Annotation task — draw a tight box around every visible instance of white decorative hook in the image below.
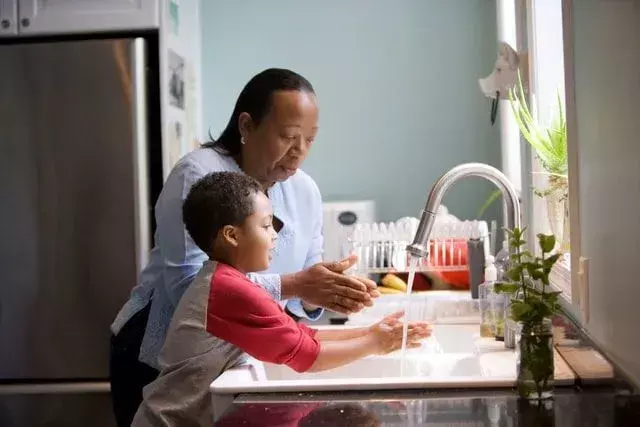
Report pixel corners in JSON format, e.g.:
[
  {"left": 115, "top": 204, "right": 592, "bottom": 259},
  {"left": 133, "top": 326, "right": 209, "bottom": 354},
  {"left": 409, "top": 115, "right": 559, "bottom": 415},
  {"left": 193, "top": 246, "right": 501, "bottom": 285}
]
[{"left": 478, "top": 42, "right": 520, "bottom": 125}]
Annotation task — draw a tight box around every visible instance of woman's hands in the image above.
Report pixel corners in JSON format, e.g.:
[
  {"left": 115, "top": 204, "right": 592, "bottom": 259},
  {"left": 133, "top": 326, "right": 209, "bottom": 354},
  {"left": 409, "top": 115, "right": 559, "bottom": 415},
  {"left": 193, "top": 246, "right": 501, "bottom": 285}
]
[
  {"left": 283, "top": 255, "right": 380, "bottom": 314},
  {"left": 368, "top": 310, "right": 432, "bottom": 355}
]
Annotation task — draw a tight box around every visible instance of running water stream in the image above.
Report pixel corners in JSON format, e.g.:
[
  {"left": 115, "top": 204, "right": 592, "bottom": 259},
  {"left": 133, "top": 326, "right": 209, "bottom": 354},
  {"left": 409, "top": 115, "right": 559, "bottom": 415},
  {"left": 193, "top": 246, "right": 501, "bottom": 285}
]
[{"left": 399, "top": 256, "right": 420, "bottom": 376}]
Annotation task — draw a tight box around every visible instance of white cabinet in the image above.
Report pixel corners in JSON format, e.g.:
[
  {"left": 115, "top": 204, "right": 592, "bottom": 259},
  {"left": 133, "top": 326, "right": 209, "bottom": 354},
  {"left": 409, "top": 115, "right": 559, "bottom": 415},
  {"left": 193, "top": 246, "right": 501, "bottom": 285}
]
[
  {"left": 0, "top": 0, "right": 18, "bottom": 36},
  {"left": 5, "top": 0, "right": 159, "bottom": 37}
]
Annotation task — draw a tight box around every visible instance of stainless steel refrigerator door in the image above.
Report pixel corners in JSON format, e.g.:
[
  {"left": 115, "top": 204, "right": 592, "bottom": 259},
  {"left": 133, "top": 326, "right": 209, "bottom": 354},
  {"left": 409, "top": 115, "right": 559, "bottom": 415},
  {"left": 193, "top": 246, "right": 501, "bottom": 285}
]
[
  {"left": 0, "top": 37, "right": 151, "bottom": 380},
  {"left": 0, "top": 383, "right": 115, "bottom": 427}
]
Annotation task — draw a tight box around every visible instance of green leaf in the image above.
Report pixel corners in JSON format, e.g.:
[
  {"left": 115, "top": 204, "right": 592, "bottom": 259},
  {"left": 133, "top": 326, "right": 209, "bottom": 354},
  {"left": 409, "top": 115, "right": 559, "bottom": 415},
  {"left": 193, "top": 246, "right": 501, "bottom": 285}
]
[
  {"left": 531, "top": 269, "right": 545, "bottom": 281},
  {"left": 512, "top": 228, "right": 522, "bottom": 239},
  {"left": 478, "top": 189, "right": 502, "bottom": 217},
  {"left": 542, "top": 291, "right": 562, "bottom": 304},
  {"left": 495, "top": 282, "right": 519, "bottom": 294},
  {"left": 543, "top": 253, "right": 562, "bottom": 269},
  {"left": 507, "top": 266, "right": 523, "bottom": 282},
  {"left": 537, "top": 234, "right": 556, "bottom": 253},
  {"left": 510, "top": 301, "right": 533, "bottom": 322},
  {"left": 508, "top": 71, "right": 568, "bottom": 176},
  {"left": 521, "top": 250, "right": 534, "bottom": 259}
]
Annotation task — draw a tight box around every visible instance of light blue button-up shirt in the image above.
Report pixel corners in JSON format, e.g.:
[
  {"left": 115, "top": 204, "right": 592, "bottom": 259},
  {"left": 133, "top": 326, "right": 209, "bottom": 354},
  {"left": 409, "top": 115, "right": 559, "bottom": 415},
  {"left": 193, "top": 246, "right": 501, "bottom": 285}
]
[{"left": 111, "top": 148, "right": 324, "bottom": 369}]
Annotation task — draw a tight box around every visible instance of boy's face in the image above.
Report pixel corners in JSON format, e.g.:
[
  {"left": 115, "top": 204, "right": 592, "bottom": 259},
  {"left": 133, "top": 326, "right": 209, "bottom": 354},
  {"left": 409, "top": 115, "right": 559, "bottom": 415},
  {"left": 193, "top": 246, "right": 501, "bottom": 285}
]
[{"left": 235, "top": 191, "right": 277, "bottom": 272}]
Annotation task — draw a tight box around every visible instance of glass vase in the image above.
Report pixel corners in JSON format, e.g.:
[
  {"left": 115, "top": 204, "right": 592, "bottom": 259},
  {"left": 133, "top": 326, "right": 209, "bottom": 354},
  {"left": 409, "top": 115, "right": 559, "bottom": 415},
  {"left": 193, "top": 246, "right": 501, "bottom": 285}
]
[
  {"left": 515, "top": 318, "right": 554, "bottom": 400},
  {"left": 545, "top": 176, "right": 570, "bottom": 252}
]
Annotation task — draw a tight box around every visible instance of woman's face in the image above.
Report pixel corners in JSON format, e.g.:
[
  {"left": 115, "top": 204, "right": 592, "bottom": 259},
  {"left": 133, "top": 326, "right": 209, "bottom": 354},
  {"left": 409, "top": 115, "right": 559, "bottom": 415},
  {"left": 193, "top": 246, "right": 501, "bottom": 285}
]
[{"left": 240, "top": 90, "right": 319, "bottom": 186}]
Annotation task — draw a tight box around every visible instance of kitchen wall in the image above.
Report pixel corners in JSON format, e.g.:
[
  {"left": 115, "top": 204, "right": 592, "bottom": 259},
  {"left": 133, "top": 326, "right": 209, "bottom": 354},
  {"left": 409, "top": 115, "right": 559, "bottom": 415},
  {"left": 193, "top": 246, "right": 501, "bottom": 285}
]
[
  {"left": 200, "top": 0, "right": 501, "bottom": 222},
  {"left": 160, "top": 0, "right": 204, "bottom": 178},
  {"left": 568, "top": 1, "right": 640, "bottom": 384}
]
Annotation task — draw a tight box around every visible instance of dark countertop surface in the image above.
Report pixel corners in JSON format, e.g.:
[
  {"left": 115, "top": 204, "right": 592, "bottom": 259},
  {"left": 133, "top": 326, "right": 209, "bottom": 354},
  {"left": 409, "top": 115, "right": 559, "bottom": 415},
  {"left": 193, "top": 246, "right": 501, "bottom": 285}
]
[
  {"left": 216, "top": 387, "right": 640, "bottom": 426},
  {"left": 216, "top": 310, "right": 640, "bottom": 426}
]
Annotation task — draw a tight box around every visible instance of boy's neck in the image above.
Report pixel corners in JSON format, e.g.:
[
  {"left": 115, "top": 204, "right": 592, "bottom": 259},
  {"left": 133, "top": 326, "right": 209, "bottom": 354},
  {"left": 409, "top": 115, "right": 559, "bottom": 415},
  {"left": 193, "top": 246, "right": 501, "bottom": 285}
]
[{"left": 210, "top": 250, "right": 246, "bottom": 274}]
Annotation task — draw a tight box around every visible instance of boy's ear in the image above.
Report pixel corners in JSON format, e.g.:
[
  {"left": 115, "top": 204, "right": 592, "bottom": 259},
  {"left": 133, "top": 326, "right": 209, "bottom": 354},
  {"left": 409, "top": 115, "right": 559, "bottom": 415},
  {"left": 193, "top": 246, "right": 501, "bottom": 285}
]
[{"left": 221, "top": 225, "right": 240, "bottom": 247}]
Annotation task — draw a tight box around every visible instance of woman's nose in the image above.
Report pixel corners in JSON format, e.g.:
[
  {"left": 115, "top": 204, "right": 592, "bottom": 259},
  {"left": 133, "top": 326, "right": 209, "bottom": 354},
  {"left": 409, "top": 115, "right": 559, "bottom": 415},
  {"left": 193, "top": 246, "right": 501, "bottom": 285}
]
[{"left": 291, "top": 135, "right": 307, "bottom": 156}]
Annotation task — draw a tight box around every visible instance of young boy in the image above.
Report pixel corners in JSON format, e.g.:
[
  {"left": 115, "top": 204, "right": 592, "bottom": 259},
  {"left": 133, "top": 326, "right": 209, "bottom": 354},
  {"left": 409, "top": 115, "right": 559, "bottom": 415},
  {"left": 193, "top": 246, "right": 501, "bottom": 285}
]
[{"left": 131, "top": 172, "right": 431, "bottom": 427}]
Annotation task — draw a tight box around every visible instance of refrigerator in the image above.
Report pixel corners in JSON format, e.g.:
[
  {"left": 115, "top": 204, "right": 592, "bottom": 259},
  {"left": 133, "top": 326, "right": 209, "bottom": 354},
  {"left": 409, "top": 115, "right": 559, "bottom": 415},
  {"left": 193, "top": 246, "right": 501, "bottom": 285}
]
[{"left": 0, "top": 36, "right": 163, "bottom": 427}]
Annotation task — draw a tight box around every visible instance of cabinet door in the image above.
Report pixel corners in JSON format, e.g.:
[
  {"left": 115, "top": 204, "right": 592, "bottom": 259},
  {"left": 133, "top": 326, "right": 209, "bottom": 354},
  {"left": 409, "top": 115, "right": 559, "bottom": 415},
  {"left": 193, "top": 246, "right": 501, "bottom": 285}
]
[
  {"left": 0, "top": 0, "right": 18, "bottom": 36},
  {"left": 18, "top": 0, "right": 159, "bottom": 36}
]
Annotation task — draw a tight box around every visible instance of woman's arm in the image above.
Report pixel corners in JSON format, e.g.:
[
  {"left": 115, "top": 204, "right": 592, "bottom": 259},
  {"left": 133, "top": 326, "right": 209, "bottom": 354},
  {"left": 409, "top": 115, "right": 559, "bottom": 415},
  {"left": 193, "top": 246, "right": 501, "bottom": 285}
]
[
  {"left": 280, "top": 260, "right": 374, "bottom": 314},
  {"left": 285, "top": 179, "right": 325, "bottom": 316},
  {"left": 156, "top": 161, "right": 209, "bottom": 307}
]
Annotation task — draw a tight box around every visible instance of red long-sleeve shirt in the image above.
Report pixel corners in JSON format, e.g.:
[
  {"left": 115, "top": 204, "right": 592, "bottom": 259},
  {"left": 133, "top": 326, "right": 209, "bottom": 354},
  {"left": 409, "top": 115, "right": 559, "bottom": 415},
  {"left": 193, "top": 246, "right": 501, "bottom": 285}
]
[
  {"left": 132, "top": 261, "right": 320, "bottom": 427},
  {"left": 206, "top": 263, "right": 320, "bottom": 372}
]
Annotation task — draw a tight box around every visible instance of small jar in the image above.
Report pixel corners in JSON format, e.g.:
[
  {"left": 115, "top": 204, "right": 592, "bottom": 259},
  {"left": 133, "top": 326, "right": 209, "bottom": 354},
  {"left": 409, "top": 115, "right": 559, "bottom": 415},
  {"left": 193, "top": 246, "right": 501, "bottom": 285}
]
[
  {"left": 491, "top": 293, "right": 506, "bottom": 341},
  {"left": 479, "top": 282, "right": 495, "bottom": 338}
]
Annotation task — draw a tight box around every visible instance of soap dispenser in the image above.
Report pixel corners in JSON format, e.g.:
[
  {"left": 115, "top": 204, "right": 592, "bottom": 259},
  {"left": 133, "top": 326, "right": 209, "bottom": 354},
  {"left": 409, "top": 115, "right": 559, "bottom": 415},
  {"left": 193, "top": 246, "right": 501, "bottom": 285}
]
[
  {"left": 494, "top": 239, "right": 510, "bottom": 280},
  {"left": 479, "top": 255, "right": 497, "bottom": 338}
]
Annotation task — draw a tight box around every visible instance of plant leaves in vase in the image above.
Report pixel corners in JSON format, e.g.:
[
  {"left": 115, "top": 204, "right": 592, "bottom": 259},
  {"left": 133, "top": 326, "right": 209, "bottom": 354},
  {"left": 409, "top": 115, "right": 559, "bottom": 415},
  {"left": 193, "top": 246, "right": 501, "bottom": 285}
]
[{"left": 493, "top": 227, "right": 564, "bottom": 400}]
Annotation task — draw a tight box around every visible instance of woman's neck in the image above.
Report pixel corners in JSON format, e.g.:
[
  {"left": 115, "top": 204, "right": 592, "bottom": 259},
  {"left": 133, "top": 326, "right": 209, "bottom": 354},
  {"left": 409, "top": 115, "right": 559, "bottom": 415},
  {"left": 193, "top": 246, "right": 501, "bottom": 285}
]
[{"left": 233, "top": 153, "right": 273, "bottom": 191}]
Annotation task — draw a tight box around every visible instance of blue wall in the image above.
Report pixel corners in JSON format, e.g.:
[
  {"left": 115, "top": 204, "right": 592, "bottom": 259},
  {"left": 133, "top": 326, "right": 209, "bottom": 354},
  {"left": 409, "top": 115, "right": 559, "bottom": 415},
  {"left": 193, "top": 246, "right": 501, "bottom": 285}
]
[{"left": 201, "top": 0, "right": 500, "bottom": 221}]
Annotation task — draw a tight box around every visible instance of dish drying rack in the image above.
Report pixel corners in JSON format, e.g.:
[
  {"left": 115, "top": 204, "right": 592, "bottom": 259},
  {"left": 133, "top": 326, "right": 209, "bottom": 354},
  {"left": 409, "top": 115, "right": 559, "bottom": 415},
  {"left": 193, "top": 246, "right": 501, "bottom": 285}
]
[{"left": 346, "top": 217, "right": 491, "bottom": 275}]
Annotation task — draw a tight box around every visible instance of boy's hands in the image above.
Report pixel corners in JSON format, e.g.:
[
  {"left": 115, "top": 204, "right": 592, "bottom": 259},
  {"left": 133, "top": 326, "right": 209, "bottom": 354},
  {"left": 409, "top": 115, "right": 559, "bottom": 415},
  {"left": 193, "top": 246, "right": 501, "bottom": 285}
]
[{"left": 368, "top": 310, "right": 432, "bottom": 355}]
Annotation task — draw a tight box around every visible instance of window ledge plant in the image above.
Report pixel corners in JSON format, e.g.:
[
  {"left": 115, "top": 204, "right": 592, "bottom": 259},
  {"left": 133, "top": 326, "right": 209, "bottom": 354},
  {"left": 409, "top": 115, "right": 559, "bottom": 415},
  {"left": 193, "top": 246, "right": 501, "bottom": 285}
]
[{"left": 480, "top": 72, "right": 570, "bottom": 253}]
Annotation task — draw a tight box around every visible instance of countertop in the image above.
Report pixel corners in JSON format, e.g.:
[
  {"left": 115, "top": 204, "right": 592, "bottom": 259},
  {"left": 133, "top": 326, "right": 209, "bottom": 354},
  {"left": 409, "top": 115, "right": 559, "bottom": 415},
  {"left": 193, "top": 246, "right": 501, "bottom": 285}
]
[
  {"left": 215, "top": 388, "right": 640, "bottom": 426},
  {"left": 215, "top": 310, "right": 640, "bottom": 426}
]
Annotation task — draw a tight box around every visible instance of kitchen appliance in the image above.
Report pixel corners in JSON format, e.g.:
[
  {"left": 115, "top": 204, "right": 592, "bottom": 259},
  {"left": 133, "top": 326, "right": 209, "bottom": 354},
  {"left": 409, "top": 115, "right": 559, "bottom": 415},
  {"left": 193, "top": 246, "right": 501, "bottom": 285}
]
[
  {"left": 322, "top": 200, "right": 375, "bottom": 263},
  {"left": 0, "top": 36, "right": 162, "bottom": 427}
]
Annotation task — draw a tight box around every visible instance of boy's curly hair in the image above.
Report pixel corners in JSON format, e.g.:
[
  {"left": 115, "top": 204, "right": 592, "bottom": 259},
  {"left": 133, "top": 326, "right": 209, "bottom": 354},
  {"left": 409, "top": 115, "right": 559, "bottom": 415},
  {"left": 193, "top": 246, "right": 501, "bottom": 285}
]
[{"left": 182, "top": 171, "right": 262, "bottom": 254}]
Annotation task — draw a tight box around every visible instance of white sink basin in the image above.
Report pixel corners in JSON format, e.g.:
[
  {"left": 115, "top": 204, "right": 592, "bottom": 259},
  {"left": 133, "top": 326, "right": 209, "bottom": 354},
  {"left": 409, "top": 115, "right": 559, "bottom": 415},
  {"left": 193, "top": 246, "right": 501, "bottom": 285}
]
[
  {"left": 209, "top": 324, "right": 524, "bottom": 420},
  {"left": 209, "top": 323, "right": 575, "bottom": 420}
]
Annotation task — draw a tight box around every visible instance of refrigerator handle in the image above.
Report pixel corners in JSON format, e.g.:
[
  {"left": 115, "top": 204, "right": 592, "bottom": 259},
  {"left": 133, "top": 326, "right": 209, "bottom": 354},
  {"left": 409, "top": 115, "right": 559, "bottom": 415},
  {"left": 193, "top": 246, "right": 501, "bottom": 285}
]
[
  {"left": 131, "top": 38, "right": 151, "bottom": 275},
  {"left": 0, "top": 382, "right": 110, "bottom": 395}
]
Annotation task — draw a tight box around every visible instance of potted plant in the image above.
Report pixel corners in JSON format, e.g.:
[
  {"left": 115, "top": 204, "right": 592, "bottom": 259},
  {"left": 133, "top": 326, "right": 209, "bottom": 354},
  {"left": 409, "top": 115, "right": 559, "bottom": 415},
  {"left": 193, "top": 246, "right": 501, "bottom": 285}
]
[
  {"left": 479, "top": 72, "right": 569, "bottom": 252},
  {"left": 495, "top": 227, "right": 563, "bottom": 400}
]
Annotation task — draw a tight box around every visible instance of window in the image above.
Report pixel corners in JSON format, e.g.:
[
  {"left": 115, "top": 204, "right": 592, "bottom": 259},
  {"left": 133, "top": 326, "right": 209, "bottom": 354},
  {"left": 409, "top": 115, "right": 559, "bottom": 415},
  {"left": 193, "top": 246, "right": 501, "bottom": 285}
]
[{"left": 505, "top": 0, "right": 582, "bottom": 317}]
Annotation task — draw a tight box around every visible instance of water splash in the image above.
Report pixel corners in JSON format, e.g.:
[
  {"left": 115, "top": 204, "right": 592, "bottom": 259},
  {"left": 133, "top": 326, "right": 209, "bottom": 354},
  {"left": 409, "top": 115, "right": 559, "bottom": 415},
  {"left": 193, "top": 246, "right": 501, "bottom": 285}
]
[{"left": 400, "top": 256, "right": 420, "bottom": 376}]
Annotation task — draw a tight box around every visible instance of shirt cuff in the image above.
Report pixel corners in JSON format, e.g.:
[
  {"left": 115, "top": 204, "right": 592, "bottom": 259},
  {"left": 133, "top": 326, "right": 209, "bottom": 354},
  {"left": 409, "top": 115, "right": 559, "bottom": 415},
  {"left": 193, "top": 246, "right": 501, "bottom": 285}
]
[
  {"left": 287, "top": 328, "right": 320, "bottom": 373},
  {"left": 286, "top": 298, "right": 324, "bottom": 321},
  {"left": 247, "top": 273, "right": 281, "bottom": 301},
  {"left": 298, "top": 323, "right": 318, "bottom": 338}
]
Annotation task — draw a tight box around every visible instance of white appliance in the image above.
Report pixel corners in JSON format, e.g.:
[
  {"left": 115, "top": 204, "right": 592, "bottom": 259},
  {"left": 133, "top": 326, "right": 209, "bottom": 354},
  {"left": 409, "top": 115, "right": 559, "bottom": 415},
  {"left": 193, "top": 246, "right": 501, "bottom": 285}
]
[{"left": 322, "top": 200, "right": 376, "bottom": 262}]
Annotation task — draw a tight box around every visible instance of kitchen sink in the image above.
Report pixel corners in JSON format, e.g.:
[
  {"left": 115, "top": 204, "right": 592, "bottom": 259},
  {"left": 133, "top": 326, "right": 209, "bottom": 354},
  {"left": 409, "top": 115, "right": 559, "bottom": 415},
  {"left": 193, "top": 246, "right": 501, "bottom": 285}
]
[
  {"left": 210, "top": 324, "right": 517, "bottom": 395},
  {"left": 210, "top": 320, "right": 576, "bottom": 420},
  {"left": 209, "top": 323, "right": 540, "bottom": 420}
]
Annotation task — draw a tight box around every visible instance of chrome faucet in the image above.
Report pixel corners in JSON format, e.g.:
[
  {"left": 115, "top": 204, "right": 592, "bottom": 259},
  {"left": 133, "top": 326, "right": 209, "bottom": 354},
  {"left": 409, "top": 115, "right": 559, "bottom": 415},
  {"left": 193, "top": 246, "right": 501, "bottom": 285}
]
[
  {"left": 406, "top": 163, "right": 521, "bottom": 349},
  {"left": 406, "top": 163, "right": 521, "bottom": 259}
]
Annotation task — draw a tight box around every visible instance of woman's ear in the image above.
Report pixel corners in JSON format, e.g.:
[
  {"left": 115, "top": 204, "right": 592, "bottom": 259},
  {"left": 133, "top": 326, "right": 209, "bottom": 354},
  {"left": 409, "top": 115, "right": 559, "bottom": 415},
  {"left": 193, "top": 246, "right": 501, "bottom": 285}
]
[
  {"left": 237, "top": 112, "right": 255, "bottom": 142},
  {"left": 221, "top": 225, "right": 240, "bottom": 247}
]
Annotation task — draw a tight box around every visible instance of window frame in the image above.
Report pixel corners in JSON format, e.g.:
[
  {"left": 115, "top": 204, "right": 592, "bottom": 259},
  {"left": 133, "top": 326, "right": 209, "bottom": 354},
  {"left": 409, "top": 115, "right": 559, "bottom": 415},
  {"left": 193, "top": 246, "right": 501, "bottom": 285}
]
[{"left": 520, "top": 0, "right": 584, "bottom": 321}]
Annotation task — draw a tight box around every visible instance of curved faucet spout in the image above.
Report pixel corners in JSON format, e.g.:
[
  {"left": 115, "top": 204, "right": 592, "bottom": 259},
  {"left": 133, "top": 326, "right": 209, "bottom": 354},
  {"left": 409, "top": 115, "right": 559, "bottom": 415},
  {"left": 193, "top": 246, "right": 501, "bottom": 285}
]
[{"left": 406, "top": 163, "right": 521, "bottom": 259}]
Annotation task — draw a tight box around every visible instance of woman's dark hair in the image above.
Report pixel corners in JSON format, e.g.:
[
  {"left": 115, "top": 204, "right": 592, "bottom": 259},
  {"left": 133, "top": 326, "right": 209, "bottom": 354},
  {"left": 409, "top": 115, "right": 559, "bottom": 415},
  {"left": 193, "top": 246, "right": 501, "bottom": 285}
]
[
  {"left": 182, "top": 171, "right": 262, "bottom": 255},
  {"left": 203, "top": 68, "right": 315, "bottom": 156}
]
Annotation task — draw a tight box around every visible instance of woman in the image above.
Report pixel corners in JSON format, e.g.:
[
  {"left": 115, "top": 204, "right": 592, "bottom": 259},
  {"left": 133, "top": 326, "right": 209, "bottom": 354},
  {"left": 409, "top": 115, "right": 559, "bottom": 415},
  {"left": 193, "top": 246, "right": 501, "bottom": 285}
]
[{"left": 109, "top": 68, "right": 378, "bottom": 427}]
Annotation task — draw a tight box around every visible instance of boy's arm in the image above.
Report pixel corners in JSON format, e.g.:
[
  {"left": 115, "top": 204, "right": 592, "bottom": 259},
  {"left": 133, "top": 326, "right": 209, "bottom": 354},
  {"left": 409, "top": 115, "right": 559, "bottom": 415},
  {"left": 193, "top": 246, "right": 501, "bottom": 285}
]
[
  {"left": 207, "top": 278, "right": 321, "bottom": 373},
  {"left": 307, "top": 335, "right": 377, "bottom": 372},
  {"left": 297, "top": 325, "right": 377, "bottom": 372},
  {"left": 207, "top": 275, "right": 377, "bottom": 374},
  {"left": 312, "top": 327, "right": 370, "bottom": 342}
]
